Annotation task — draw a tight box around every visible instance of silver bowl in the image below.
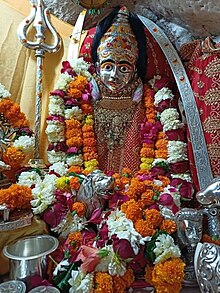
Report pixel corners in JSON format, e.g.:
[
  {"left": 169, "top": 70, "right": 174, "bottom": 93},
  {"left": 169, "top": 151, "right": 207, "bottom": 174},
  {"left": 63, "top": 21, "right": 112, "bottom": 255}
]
[{"left": 3, "top": 235, "right": 59, "bottom": 290}]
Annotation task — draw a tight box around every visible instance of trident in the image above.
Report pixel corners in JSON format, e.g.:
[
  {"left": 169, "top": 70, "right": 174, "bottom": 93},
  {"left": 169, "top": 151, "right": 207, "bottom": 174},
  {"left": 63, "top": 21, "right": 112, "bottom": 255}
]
[{"left": 17, "top": 0, "right": 61, "bottom": 160}]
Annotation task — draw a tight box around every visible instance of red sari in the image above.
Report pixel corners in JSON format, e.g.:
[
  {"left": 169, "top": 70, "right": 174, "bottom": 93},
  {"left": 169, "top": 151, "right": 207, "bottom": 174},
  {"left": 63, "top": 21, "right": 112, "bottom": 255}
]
[{"left": 182, "top": 37, "right": 220, "bottom": 190}]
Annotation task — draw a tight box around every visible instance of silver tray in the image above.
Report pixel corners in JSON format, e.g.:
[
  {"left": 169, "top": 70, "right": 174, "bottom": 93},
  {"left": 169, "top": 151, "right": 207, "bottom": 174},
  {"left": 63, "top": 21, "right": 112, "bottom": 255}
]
[
  {"left": 0, "top": 212, "right": 33, "bottom": 231},
  {"left": 0, "top": 280, "right": 26, "bottom": 293}
]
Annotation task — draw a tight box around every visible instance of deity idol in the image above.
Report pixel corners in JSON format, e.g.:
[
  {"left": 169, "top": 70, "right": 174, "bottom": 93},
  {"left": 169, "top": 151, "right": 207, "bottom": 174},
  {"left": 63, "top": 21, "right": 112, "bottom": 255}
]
[
  {"left": 89, "top": 6, "right": 147, "bottom": 173},
  {"left": 78, "top": 6, "right": 174, "bottom": 173}
]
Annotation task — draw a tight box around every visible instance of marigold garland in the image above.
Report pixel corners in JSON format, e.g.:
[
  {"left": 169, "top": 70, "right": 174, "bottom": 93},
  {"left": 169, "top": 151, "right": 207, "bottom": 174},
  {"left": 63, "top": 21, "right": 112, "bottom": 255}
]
[
  {"left": 0, "top": 86, "right": 34, "bottom": 173},
  {"left": 0, "top": 184, "right": 32, "bottom": 211}
]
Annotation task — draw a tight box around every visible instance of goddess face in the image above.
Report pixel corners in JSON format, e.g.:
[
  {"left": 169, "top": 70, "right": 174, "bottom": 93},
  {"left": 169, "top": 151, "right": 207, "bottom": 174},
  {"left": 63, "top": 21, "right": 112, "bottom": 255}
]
[{"left": 97, "top": 53, "right": 136, "bottom": 92}]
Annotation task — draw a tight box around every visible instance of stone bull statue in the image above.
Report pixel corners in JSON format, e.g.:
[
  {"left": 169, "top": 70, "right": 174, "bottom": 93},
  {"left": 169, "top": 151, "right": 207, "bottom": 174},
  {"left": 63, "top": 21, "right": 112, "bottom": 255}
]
[
  {"left": 196, "top": 177, "right": 220, "bottom": 239},
  {"left": 77, "top": 170, "right": 114, "bottom": 218}
]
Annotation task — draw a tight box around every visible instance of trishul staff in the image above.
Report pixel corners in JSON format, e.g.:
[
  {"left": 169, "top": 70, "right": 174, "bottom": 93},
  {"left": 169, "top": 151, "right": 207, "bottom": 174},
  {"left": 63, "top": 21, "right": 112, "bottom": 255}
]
[{"left": 17, "top": 0, "right": 61, "bottom": 160}]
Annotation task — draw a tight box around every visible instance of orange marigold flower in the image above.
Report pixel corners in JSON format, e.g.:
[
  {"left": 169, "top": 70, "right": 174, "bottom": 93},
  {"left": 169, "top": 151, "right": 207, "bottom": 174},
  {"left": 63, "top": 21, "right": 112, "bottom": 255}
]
[
  {"left": 83, "top": 146, "right": 97, "bottom": 153},
  {"left": 83, "top": 151, "right": 98, "bottom": 161},
  {"left": 155, "top": 138, "right": 168, "bottom": 149},
  {"left": 66, "top": 128, "right": 82, "bottom": 139},
  {"left": 66, "top": 119, "right": 81, "bottom": 129},
  {"left": 140, "top": 147, "right": 155, "bottom": 158},
  {"left": 160, "top": 219, "right": 177, "bottom": 234},
  {"left": 125, "top": 202, "right": 143, "bottom": 223},
  {"left": 83, "top": 138, "right": 97, "bottom": 147},
  {"left": 121, "top": 168, "right": 132, "bottom": 176},
  {"left": 71, "top": 202, "right": 86, "bottom": 217},
  {"left": 112, "top": 276, "right": 126, "bottom": 293},
  {"left": 68, "top": 165, "right": 82, "bottom": 174},
  {"left": 120, "top": 176, "right": 131, "bottom": 186},
  {"left": 112, "top": 173, "right": 120, "bottom": 179},
  {"left": 82, "top": 125, "right": 93, "bottom": 132},
  {"left": 145, "top": 209, "right": 163, "bottom": 228},
  {"left": 155, "top": 150, "right": 168, "bottom": 159},
  {"left": 67, "top": 231, "right": 83, "bottom": 245},
  {"left": 120, "top": 199, "right": 136, "bottom": 214},
  {"left": 158, "top": 175, "right": 170, "bottom": 187},
  {"left": 154, "top": 283, "right": 183, "bottom": 293},
  {"left": 121, "top": 268, "right": 135, "bottom": 288},
  {"left": 143, "top": 142, "right": 155, "bottom": 149},
  {"left": 144, "top": 265, "right": 154, "bottom": 286},
  {"left": 129, "top": 178, "right": 146, "bottom": 195},
  {"left": 94, "top": 272, "right": 113, "bottom": 293},
  {"left": 152, "top": 258, "right": 185, "bottom": 287},
  {"left": 69, "top": 75, "right": 88, "bottom": 91},
  {"left": 67, "top": 87, "right": 82, "bottom": 98},
  {"left": 66, "top": 137, "right": 83, "bottom": 148},
  {"left": 0, "top": 184, "right": 32, "bottom": 211},
  {"left": 83, "top": 131, "right": 95, "bottom": 138},
  {"left": 81, "top": 103, "right": 93, "bottom": 114},
  {"left": 81, "top": 169, "right": 91, "bottom": 176},
  {"left": 2, "top": 147, "right": 25, "bottom": 168},
  {"left": 157, "top": 131, "right": 166, "bottom": 139},
  {"left": 147, "top": 118, "right": 156, "bottom": 124},
  {"left": 146, "top": 113, "right": 156, "bottom": 120},
  {"left": 140, "top": 190, "right": 155, "bottom": 206},
  {"left": 66, "top": 231, "right": 83, "bottom": 252},
  {"left": 123, "top": 190, "right": 137, "bottom": 200},
  {"left": 69, "top": 177, "right": 81, "bottom": 190},
  {"left": 135, "top": 219, "right": 156, "bottom": 237}
]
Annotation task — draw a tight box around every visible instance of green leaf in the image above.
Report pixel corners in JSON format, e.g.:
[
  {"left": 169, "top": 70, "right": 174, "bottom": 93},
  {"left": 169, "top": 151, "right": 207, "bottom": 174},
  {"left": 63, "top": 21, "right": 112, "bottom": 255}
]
[{"left": 54, "top": 263, "right": 77, "bottom": 293}]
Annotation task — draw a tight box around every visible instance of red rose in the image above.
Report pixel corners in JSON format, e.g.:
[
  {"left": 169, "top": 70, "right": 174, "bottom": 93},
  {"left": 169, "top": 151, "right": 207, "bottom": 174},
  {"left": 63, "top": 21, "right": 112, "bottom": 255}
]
[
  {"left": 170, "top": 161, "right": 189, "bottom": 173},
  {"left": 165, "top": 128, "right": 186, "bottom": 141}
]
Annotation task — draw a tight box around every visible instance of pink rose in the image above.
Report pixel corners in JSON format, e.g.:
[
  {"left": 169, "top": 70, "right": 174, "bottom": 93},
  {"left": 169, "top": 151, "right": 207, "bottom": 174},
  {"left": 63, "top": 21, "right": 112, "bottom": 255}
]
[{"left": 76, "top": 245, "right": 101, "bottom": 273}]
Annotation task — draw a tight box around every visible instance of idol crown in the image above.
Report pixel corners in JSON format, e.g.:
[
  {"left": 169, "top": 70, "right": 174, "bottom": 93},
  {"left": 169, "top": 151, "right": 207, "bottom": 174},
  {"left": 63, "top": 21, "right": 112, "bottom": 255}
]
[{"left": 97, "top": 6, "right": 138, "bottom": 64}]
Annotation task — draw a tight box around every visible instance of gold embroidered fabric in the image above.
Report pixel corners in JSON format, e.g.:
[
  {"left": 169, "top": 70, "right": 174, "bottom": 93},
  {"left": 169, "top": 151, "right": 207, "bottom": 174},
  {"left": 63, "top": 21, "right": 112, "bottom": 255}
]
[{"left": 187, "top": 37, "right": 220, "bottom": 189}]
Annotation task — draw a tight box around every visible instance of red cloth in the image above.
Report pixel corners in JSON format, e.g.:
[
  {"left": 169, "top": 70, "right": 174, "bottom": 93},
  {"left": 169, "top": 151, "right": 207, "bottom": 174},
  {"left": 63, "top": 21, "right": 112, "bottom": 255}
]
[{"left": 186, "top": 37, "right": 220, "bottom": 190}]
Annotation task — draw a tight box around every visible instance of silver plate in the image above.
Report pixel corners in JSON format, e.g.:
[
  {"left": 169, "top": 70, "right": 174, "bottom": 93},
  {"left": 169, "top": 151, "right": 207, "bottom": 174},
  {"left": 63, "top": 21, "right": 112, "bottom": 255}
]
[
  {"left": 0, "top": 212, "right": 33, "bottom": 231},
  {"left": 0, "top": 280, "right": 26, "bottom": 293}
]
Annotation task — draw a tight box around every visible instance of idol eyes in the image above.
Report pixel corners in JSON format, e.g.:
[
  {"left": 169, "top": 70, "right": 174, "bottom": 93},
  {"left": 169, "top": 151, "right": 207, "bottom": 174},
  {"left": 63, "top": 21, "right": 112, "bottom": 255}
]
[{"left": 101, "top": 62, "right": 132, "bottom": 73}]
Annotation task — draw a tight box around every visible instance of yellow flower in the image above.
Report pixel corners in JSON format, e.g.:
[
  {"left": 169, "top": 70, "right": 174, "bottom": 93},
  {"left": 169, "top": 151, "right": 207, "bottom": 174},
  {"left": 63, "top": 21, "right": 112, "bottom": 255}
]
[
  {"left": 56, "top": 176, "right": 70, "bottom": 190},
  {"left": 85, "top": 115, "right": 94, "bottom": 126},
  {"left": 141, "top": 157, "right": 154, "bottom": 164},
  {"left": 84, "top": 159, "right": 98, "bottom": 168},
  {"left": 140, "top": 163, "right": 152, "bottom": 170}
]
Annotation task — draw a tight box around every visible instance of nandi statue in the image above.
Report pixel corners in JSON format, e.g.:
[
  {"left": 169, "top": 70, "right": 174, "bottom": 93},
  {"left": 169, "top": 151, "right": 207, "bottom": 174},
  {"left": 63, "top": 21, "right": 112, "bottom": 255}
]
[
  {"left": 196, "top": 177, "right": 220, "bottom": 239},
  {"left": 77, "top": 170, "right": 114, "bottom": 217}
]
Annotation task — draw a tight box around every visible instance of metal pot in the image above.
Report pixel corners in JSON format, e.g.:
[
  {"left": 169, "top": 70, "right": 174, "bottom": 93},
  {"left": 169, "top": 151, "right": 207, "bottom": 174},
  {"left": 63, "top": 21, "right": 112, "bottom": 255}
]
[{"left": 3, "top": 235, "right": 58, "bottom": 289}]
